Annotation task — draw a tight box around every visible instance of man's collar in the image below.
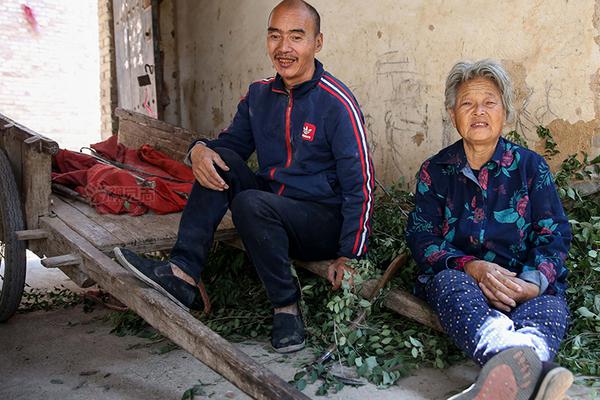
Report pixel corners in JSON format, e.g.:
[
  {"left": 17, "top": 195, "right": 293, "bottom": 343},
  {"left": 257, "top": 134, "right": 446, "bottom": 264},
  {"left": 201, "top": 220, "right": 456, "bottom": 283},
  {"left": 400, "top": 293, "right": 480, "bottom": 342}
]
[
  {"left": 272, "top": 59, "right": 324, "bottom": 96},
  {"left": 435, "top": 137, "right": 506, "bottom": 169}
]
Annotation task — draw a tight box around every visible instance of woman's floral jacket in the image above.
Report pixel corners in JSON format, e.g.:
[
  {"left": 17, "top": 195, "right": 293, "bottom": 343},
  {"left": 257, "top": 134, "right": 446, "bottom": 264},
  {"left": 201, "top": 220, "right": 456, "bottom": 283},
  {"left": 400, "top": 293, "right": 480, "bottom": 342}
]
[{"left": 406, "top": 137, "right": 571, "bottom": 296}]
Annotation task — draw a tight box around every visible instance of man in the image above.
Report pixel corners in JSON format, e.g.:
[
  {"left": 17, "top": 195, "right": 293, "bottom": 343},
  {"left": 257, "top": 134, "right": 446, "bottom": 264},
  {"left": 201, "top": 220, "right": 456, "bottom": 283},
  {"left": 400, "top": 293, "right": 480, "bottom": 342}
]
[{"left": 115, "top": 0, "right": 374, "bottom": 353}]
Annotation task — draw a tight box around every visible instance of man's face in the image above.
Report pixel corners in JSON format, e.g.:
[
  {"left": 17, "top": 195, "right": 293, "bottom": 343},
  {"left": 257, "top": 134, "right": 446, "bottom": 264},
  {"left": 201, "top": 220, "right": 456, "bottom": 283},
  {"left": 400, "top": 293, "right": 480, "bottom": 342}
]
[{"left": 267, "top": 5, "right": 323, "bottom": 89}]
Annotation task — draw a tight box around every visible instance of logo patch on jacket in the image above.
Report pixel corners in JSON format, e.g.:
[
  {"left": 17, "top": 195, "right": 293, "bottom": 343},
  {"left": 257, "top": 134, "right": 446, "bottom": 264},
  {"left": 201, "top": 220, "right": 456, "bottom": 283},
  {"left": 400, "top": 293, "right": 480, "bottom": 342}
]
[{"left": 302, "top": 123, "right": 316, "bottom": 141}]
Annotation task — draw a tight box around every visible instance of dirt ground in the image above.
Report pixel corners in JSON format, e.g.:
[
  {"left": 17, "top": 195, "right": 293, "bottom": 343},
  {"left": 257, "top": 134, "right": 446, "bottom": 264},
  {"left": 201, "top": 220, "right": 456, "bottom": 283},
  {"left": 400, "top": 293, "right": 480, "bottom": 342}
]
[{"left": 0, "top": 259, "right": 596, "bottom": 400}]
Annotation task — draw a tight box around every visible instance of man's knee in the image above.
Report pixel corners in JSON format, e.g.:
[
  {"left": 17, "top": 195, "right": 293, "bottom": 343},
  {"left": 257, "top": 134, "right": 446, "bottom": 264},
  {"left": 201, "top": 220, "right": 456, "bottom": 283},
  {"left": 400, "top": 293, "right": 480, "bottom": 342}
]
[{"left": 230, "top": 189, "right": 273, "bottom": 227}]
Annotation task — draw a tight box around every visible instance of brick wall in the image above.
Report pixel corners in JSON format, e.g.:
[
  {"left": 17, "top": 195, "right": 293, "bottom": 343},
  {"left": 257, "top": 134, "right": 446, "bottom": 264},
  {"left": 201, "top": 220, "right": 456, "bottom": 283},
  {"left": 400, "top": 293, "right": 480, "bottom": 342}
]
[
  {"left": 0, "top": 0, "right": 100, "bottom": 150},
  {"left": 98, "top": 0, "right": 117, "bottom": 138}
]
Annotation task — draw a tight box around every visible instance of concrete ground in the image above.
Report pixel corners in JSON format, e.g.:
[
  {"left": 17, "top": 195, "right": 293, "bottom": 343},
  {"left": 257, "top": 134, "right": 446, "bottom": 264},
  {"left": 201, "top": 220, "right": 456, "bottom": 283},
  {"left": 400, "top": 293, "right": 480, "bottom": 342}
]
[{"left": 0, "top": 257, "right": 596, "bottom": 400}]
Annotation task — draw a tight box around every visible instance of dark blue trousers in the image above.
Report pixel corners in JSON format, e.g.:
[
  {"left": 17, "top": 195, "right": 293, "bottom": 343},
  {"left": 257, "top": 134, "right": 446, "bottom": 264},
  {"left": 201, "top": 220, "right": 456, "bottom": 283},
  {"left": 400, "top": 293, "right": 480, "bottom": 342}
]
[
  {"left": 170, "top": 147, "right": 342, "bottom": 308},
  {"left": 424, "top": 269, "right": 569, "bottom": 366}
]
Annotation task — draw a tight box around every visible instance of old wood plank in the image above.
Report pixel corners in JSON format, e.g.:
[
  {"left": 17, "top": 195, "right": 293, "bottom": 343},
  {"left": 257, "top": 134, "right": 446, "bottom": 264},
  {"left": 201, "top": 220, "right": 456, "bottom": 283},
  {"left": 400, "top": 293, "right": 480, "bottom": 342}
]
[
  {"left": 117, "top": 118, "right": 191, "bottom": 161},
  {"left": 116, "top": 108, "right": 196, "bottom": 139},
  {"left": 378, "top": 285, "right": 443, "bottom": 332},
  {"left": 14, "top": 229, "right": 49, "bottom": 241},
  {"left": 60, "top": 196, "right": 150, "bottom": 245},
  {"left": 1, "top": 127, "right": 23, "bottom": 195},
  {"left": 37, "top": 215, "right": 310, "bottom": 400},
  {"left": 113, "top": 0, "right": 133, "bottom": 112},
  {"left": 60, "top": 195, "right": 181, "bottom": 251},
  {"left": 0, "top": 113, "right": 59, "bottom": 155},
  {"left": 49, "top": 196, "right": 119, "bottom": 251},
  {"left": 56, "top": 194, "right": 236, "bottom": 255},
  {"left": 41, "top": 254, "right": 81, "bottom": 268},
  {"left": 22, "top": 143, "right": 52, "bottom": 230}
]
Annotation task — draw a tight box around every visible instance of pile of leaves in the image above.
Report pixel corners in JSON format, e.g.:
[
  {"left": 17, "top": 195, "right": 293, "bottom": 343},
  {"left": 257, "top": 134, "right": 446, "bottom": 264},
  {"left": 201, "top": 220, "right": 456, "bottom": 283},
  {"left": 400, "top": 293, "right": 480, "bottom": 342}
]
[
  {"left": 97, "top": 126, "right": 599, "bottom": 396},
  {"left": 18, "top": 285, "right": 82, "bottom": 312}
]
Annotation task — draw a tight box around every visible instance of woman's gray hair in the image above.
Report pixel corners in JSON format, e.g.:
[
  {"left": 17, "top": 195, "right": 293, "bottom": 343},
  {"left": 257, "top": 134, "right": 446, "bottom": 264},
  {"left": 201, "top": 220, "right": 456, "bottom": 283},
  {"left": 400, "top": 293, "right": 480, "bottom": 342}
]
[{"left": 444, "top": 59, "right": 515, "bottom": 123}]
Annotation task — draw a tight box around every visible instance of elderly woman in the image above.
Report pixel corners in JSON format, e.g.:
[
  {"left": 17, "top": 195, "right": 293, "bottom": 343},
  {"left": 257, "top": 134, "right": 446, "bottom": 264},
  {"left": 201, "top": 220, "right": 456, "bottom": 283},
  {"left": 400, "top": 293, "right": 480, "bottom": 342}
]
[{"left": 406, "top": 59, "right": 573, "bottom": 400}]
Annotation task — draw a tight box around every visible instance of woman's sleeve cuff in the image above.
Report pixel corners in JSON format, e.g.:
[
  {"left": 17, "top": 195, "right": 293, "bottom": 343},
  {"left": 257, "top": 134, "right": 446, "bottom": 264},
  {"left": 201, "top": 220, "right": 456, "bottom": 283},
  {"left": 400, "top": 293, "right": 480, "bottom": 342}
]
[{"left": 518, "top": 271, "right": 549, "bottom": 295}]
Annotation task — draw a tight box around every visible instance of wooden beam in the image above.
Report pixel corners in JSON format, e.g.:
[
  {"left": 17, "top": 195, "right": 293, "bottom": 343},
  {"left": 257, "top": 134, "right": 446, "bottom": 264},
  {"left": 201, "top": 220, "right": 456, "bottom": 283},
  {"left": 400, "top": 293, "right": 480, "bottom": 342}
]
[
  {"left": 376, "top": 284, "right": 443, "bottom": 332},
  {"left": 22, "top": 142, "right": 52, "bottom": 230},
  {"left": 116, "top": 108, "right": 197, "bottom": 161},
  {"left": 0, "top": 113, "right": 59, "bottom": 155},
  {"left": 14, "top": 229, "right": 49, "bottom": 241},
  {"left": 41, "top": 254, "right": 81, "bottom": 268},
  {"left": 38, "top": 215, "right": 310, "bottom": 400}
]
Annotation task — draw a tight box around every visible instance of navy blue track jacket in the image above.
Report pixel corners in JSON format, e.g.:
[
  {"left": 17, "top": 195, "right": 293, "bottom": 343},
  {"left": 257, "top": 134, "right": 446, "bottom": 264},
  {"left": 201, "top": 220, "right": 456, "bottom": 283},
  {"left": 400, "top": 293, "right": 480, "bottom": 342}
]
[{"left": 197, "top": 60, "right": 374, "bottom": 258}]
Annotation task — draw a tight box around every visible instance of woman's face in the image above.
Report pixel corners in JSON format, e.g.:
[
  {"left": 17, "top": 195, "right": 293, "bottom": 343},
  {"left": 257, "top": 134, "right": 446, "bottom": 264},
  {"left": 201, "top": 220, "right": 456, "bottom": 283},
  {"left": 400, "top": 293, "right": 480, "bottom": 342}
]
[{"left": 449, "top": 77, "right": 506, "bottom": 147}]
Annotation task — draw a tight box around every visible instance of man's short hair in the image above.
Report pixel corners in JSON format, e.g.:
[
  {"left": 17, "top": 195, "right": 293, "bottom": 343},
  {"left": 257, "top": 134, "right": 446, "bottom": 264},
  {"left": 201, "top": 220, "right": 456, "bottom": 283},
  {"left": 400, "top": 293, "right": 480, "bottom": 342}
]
[
  {"left": 271, "top": 0, "right": 321, "bottom": 35},
  {"left": 302, "top": 0, "right": 321, "bottom": 35}
]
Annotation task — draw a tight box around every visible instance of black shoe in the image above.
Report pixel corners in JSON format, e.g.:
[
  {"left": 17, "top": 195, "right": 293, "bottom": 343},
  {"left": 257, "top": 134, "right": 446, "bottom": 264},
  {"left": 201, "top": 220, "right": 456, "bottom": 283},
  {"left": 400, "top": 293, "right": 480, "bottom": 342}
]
[
  {"left": 271, "top": 311, "right": 305, "bottom": 354},
  {"left": 532, "top": 362, "right": 573, "bottom": 400},
  {"left": 114, "top": 247, "right": 198, "bottom": 311}
]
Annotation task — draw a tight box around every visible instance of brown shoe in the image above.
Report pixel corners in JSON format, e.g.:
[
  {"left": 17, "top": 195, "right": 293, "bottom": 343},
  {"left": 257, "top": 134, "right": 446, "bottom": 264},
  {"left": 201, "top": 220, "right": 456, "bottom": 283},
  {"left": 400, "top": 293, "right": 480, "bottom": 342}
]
[
  {"left": 447, "top": 347, "right": 542, "bottom": 400},
  {"left": 532, "top": 362, "right": 573, "bottom": 400}
]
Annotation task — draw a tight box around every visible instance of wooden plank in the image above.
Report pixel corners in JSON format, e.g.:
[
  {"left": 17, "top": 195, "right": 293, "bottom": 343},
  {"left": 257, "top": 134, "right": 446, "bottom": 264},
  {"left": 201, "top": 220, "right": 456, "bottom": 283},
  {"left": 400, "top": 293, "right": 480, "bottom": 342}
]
[
  {"left": 0, "top": 113, "right": 59, "bottom": 155},
  {"left": 37, "top": 215, "right": 310, "bottom": 400},
  {"left": 22, "top": 142, "right": 52, "bottom": 230},
  {"left": 14, "top": 229, "right": 49, "bottom": 241},
  {"left": 113, "top": 0, "right": 158, "bottom": 118},
  {"left": 117, "top": 114, "right": 193, "bottom": 161},
  {"left": 377, "top": 285, "right": 443, "bottom": 332},
  {"left": 116, "top": 107, "right": 196, "bottom": 140},
  {"left": 1, "top": 127, "right": 23, "bottom": 195},
  {"left": 35, "top": 216, "right": 95, "bottom": 288},
  {"left": 49, "top": 196, "right": 120, "bottom": 251},
  {"left": 41, "top": 254, "right": 81, "bottom": 268},
  {"left": 54, "top": 194, "right": 236, "bottom": 255}
]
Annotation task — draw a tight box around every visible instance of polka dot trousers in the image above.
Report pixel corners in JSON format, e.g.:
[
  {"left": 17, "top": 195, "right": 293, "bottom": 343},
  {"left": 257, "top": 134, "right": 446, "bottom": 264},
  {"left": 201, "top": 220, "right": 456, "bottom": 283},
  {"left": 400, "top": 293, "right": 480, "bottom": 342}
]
[{"left": 425, "top": 269, "right": 569, "bottom": 366}]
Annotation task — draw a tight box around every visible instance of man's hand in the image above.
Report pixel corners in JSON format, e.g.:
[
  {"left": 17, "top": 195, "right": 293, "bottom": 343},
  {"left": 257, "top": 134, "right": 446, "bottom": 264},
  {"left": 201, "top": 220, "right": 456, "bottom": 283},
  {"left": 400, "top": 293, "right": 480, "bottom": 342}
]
[
  {"left": 327, "top": 256, "right": 354, "bottom": 290},
  {"left": 464, "top": 260, "right": 521, "bottom": 312},
  {"left": 190, "top": 143, "right": 230, "bottom": 191}
]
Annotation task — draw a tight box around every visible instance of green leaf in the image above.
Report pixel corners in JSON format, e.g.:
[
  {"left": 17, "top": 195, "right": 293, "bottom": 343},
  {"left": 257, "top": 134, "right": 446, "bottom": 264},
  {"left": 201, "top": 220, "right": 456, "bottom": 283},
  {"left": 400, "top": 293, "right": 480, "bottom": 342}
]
[
  {"left": 295, "top": 379, "right": 307, "bottom": 391},
  {"left": 365, "top": 356, "right": 378, "bottom": 370},
  {"left": 577, "top": 307, "right": 597, "bottom": 319},
  {"left": 359, "top": 299, "right": 371, "bottom": 308}
]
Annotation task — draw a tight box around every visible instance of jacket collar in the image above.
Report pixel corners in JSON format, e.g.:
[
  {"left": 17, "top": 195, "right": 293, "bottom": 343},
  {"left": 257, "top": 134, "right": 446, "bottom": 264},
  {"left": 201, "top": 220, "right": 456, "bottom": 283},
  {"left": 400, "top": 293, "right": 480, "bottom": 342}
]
[
  {"left": 271, "top": 59, "right": 324, "bottom": 97},
  {"left": 435, "top": 136, "right": 506, "bottom": 169}
]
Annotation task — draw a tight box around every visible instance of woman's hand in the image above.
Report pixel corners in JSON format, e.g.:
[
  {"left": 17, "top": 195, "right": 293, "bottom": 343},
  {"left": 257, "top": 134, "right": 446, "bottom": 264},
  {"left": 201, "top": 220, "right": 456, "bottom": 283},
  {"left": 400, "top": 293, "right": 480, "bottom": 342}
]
[
  {"left": 190, "top": 144, "right": 230, "bottom": 190},
  {"left": 479, "top": 276, "right": 540, "bottom": 311},
  {"left": 464, "top": 260, "right": 521, "bottom": 311}
]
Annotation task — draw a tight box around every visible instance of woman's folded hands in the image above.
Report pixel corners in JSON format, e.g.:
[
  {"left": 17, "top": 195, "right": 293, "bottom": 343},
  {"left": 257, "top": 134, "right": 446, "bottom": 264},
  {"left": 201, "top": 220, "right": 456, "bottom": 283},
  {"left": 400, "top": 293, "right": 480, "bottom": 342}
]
[{"left": 464, "top": 260, "right": 540, "bottom": 312}]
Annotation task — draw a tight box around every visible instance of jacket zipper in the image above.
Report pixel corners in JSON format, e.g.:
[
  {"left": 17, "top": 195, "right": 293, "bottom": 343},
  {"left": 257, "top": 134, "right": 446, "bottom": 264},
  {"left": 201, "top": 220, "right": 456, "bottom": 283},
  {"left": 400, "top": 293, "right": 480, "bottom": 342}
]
[{"left": 277, "top": 90, "right": 293, "bottom": 195}]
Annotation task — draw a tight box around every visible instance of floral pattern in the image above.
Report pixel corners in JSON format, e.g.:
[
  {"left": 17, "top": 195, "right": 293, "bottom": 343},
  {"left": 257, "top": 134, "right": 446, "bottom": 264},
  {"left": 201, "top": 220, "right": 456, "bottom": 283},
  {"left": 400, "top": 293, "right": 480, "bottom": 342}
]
[{"left": 406, "top": 137, "right": 572, "bottom": 295}]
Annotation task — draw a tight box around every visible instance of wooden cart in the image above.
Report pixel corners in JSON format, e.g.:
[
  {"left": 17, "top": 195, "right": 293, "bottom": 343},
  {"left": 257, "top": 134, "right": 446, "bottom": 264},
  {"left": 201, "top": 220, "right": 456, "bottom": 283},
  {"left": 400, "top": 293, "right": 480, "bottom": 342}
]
[{"left": 0, "top": 109, "right": 440, "bottom": 399}]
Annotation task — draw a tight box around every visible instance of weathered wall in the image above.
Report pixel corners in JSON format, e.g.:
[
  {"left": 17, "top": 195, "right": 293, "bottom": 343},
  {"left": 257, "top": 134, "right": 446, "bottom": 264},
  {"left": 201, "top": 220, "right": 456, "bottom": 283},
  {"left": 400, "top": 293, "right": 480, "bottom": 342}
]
[
  {"left": 0, "top": 0, "right": 100, "bottom": 149},
  {"left": 99, "top": 0, "right": 118, "bottom": 138},
  {"left": 164, "top": 0, "right": 600, "bottom": 183}
]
